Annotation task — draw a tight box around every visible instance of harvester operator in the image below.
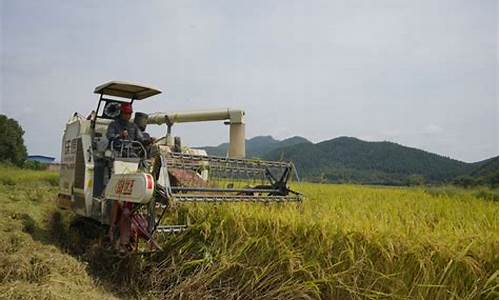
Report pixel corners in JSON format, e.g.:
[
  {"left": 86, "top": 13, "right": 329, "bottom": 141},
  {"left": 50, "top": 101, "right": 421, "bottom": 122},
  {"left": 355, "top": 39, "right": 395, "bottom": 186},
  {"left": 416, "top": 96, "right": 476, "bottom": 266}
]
[
  {"left": 106, "top": 104, "right": 152, "bottom": 252},
  {"left": 106, "top": 103, "right": 144, "bottom": 143}
]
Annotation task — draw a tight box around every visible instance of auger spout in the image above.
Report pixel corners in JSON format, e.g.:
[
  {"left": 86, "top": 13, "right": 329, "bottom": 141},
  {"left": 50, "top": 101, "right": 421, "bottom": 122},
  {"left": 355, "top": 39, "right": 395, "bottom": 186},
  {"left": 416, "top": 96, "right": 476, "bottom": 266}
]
[{"left": 147, "top": 109, "right": 246, "bottom": 158}]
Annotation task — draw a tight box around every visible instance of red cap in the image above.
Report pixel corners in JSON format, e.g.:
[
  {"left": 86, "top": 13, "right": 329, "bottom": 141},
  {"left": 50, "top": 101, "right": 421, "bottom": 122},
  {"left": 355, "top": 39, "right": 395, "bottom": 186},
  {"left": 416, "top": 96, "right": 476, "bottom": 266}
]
[{"left": 120, "top": 103, "right": 133, "bottom": 114}]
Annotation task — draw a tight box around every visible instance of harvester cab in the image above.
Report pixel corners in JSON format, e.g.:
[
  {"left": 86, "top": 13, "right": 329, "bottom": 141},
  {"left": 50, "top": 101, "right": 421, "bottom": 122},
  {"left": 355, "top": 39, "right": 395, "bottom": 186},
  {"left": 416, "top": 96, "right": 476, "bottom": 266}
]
[{"left": 58, "top": 81, "right": 302, "bottom": 253}]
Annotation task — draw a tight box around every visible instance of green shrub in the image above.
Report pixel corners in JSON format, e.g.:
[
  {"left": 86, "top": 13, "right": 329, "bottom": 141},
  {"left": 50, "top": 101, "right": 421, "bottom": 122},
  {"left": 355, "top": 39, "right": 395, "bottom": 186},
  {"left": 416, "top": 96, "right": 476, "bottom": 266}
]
[{"left": 23, "top": 160, "right": 48, "bottom": 171}]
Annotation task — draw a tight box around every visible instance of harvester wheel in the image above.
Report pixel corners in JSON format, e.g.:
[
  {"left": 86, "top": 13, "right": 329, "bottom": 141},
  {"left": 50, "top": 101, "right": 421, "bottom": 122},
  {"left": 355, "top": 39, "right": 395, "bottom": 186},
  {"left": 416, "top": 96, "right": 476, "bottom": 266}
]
[
  {"left": 69, "top": 217, "right": 103, "bottom": 240},
  {"left": 68, "top": 217, "right": 106, "bottom": 254}
]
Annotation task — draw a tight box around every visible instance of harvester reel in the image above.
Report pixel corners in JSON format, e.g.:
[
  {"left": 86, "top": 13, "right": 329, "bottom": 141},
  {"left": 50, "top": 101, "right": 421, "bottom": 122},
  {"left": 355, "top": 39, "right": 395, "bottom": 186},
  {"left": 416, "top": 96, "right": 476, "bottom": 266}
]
[{"left": 112, "top": 150, "right": 302, "bottom": 253}]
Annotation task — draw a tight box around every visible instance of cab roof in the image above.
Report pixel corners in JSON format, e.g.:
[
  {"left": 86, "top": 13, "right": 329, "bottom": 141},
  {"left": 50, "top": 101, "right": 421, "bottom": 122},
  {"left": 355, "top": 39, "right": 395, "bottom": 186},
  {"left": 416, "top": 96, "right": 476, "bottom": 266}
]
[{"left": 94, "top": 81, "right": 162, "bottom": 100}]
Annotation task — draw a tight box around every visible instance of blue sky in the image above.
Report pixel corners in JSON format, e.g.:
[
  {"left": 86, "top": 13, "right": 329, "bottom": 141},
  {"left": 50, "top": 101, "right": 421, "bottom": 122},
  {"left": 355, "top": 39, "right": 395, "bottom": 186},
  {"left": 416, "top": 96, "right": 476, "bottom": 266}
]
[{"left": 1, "top": 0, "right": 498, "bottom": 162}]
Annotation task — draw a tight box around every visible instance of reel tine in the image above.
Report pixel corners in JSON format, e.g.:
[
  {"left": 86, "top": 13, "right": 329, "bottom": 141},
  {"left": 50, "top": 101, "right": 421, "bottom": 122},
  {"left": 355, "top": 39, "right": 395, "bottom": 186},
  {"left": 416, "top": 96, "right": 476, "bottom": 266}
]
[{"left": 161, "top": 151, "right": 303, "bottom": 203}]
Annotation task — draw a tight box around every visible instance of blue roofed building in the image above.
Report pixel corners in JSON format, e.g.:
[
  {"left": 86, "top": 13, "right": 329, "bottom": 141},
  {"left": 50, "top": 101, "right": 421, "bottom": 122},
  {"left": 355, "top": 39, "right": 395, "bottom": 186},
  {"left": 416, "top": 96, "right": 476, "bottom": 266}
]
[{"left": 27, "top": 155, "right": 56, "bottom": 164}]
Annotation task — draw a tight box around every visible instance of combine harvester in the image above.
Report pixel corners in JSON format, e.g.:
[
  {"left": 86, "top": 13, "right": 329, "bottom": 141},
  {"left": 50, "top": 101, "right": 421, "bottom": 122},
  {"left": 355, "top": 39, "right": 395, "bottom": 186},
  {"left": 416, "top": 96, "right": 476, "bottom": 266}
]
[{"left": 57, "top": 81, "right": 302, "bottom": 253}]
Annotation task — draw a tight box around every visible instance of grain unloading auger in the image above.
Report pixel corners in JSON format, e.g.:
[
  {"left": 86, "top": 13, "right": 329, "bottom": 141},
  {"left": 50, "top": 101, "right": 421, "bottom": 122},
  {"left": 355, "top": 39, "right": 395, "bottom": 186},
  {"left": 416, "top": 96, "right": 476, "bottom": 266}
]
[{"left": 57, "top": 81, "right": 302, "bottom": 253}]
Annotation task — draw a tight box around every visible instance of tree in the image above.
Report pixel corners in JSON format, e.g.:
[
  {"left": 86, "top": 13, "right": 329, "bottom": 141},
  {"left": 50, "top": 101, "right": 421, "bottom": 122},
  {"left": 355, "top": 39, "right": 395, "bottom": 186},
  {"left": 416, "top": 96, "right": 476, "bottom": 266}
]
[
  {"left": 405, "top": 174, "right": 426, "bottom": 186},
  {"left": 0, "top": 115, "right": 27, "bottom": 166},
  {"left": 453, "top": 175, "right": 476, "bottom": 188}
]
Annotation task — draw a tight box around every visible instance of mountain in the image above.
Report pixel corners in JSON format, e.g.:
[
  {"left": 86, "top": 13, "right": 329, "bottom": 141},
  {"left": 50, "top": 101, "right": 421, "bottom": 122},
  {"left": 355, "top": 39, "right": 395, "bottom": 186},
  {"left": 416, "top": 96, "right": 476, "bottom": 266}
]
[
  {"left": 262, "top": 136, "right": 492, "bottom": 185},
  {"left": 199, "top": 135, "right": 498, "bottom": 186},
  {"left": 198, "top": 135, "right": 311, "bottom": 158},
  {"left": 454, "top": 156, "right": 499, "bottom": 188}
]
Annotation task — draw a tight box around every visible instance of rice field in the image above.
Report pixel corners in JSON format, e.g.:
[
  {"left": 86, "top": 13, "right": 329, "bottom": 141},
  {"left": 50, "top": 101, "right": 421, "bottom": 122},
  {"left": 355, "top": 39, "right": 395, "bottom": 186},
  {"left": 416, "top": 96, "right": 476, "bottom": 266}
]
[{"left": 0, "top": 166, "right": 497, "bottom": 299}]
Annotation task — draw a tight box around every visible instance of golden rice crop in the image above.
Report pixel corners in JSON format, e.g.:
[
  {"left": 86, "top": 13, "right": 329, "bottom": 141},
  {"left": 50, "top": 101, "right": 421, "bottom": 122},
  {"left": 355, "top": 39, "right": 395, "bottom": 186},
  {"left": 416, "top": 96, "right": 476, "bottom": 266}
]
[
  {"left": 140, "top": 183, "right": 498, "bottom": 299},
  {"left": 0, "top": 167, "right": 497, "bottom": 299}
]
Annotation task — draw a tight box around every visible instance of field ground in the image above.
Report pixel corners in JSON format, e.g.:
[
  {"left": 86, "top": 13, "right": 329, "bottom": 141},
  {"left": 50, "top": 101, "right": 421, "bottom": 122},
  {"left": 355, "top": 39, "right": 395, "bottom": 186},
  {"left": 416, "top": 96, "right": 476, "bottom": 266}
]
[{"left": 0, "top": 166, "right": 497, "bottom": 299}]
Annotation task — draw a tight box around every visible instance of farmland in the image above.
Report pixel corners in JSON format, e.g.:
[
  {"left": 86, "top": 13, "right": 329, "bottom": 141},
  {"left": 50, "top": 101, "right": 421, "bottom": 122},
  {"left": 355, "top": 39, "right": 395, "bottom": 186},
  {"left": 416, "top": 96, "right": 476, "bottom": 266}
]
[{"left": 0, "top": 166, "right": 497, "bottom": 299}]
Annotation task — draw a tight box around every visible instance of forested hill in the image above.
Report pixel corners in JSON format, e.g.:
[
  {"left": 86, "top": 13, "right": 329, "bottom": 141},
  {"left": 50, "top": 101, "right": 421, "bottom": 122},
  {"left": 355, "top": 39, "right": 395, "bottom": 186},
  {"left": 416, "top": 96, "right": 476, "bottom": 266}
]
[
  {"left": 454, "top": 156, "right": 499, "bottom": 187},
  {"left": 198, "top": 135, "right": 311, "bottom": 158},
  {"left": 200, "top": 135, "right": 498, "bottom": 185},
  {"left": 262, "top": 136, "right": 495, "bottom": 185},
  {"left": 470, "top": 156, "right": 499, "bottom": 177}
]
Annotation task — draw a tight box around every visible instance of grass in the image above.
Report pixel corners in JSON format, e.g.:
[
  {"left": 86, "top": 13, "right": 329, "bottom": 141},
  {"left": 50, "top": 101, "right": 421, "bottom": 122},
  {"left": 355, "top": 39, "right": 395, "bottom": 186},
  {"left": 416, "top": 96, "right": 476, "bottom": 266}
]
[
  {"left": 0, "top": 168, "right": 116, "bottom": 300},
  {"left": 0, "top": 164, "right": 58, "bottom": 186},
  {"left": 0, "top": 167, "right": 497, "bottom": 299}
]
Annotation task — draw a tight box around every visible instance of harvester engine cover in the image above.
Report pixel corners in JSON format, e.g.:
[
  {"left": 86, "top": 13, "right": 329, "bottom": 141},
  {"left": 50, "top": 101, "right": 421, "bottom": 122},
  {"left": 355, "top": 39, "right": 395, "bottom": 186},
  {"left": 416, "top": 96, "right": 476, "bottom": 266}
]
[{"left": 105, "top": 173, "right": 155, "bottom": 204}]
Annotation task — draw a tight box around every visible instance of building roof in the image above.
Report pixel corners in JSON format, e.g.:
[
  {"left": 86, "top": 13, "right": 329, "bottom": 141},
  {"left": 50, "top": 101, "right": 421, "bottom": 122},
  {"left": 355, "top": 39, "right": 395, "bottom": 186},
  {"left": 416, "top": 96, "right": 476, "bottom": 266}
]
[
  {"left": 94, "top": 81, "right": 162, "bottom": 100},
  {"left": 27, "top": 155, "right": 56, "bottom": 163}
]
